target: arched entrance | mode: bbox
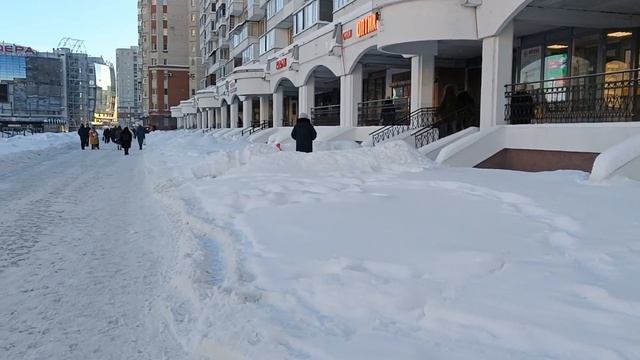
[306,66,341,126]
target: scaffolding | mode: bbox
[57,38,94,130]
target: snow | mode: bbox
[144,131,640,359]
[2,130,640,359]
[591,133,640,181]
[0,132,76,156]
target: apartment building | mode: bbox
[175,0,640,175]
[138,0,203,129]
[116,46,141,125]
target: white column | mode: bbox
[230,101,239,129]
[242,98,252,128]
[340,64,363,128]
[260,95,270,126]
[410,43,437,111]
[197,111,203,129]
[215,107,222,128]
[480,22,514,129]
[221,105,229,128]
[298,76,315,117]
[273,87,283,127]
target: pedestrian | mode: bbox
[119,126,133,155]
[103,127,111,144]
[77,124,88,150]
[112,126,122,150]
[290,113,317,153]
[89,128,100,150]
[135,124,146,150]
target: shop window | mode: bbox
[520,46,542,85]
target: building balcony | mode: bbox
[247,0,265,20]
[227,0,244,16]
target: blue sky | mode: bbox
[1,0,137,64]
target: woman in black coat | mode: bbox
[291,115,317,153]
[119,127,133,155]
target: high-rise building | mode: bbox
[91,57,117,127]
[0,43,67,132]
[56,47,96,129]
[116,46,141,125]
[138,0,203,130]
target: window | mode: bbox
[242,44,256,64]
[0,84,8,102]
[232,26,248,47]
[259,29,275,55]
[333,0,352,10]
[266,0,283,19]
[293,1,318,35]
[0,55,27,81]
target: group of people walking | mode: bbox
[77,124,146,156]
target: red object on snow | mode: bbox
[275,143,282,151]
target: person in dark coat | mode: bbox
[103,128,111,144]
[135,124,146,150]
[112,126,122,150]
[291,114,317,153]
[119,127,133,155]
[77,124,88,150]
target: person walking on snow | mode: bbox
[103,127,111,144]
[112,126,122,150]
[134,124,146,150]
[119,127,133,155]
[77,124,89,150]
[291,113,317,153]
[89,128,100,150]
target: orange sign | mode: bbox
[276,57,287,70]
[356,13,378,38]
[342,29,353,41]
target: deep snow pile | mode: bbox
[144,130,640,360]
[0,132,76,157]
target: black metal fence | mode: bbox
[358,97,410,126]
[505,69,640,124]
[370,107,438,146]
[414,106,478,148]
[311,105,340,126]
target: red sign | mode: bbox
[0,43,37,56]
[342,29,353,41]
[275,57,288,70]
[356,13,379,38]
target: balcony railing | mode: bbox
[505,69,640,124]
[311,104,340,126]
[357,97,409,126]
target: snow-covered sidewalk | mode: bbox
[0,142,188,359]
[144,131,640,360]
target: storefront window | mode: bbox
[520,46,542,84]
[572,33,599,76]
[605,30,634,101]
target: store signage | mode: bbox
[229,81,237,94]
[275,57,288,70]
[342,29,353,41]
[356,13,379,38]
[0,43,37,56]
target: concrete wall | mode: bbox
[438,123,640,168]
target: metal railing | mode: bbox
[311,104,340,126]
[370,107,438,146]
[358,97,410,126]
[241,120,271,136]
[505,68,640,124]
[414,106,478,148]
